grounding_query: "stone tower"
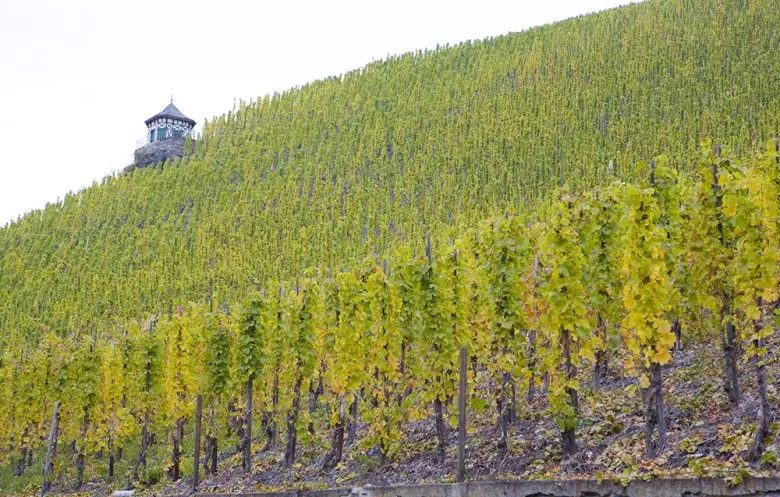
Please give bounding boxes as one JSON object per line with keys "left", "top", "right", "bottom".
{"left": 133, "top": 100, "right": 196, "bottom": 169}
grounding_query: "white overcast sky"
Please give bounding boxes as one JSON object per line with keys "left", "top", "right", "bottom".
{"left": 0, "top": 0, "right": 634, "bottom": 226}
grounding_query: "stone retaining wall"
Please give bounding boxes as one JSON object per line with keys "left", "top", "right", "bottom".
{"left": 133, "top": 137, "right": 187, "bottom": 169}
{"left": 180, "top": 478, "right": 780, "bottom": 497}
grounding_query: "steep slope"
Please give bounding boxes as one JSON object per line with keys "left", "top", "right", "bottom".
{"left": 0, "top": 0, "right": 778, "bottom": 342}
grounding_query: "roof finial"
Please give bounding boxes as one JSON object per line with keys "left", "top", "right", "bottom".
{"left": 170, "top": 93, "right": 173, "bottom": 104}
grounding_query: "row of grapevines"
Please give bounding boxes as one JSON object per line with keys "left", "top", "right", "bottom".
{"left": 0, "top": 142, "right": 777, "bottom": 487}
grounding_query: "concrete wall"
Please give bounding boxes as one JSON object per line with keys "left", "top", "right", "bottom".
{"left": 133, "top": 137, "right": 187, "bottom": 169}
{"left": 185, "top": 478, "right": 780, "bottom": 497}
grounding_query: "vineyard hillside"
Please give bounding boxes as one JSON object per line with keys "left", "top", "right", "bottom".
{"left": 0, "top": 0, "right": 778, "bottom": 342}
{"left": 1, "top": 0, "right": 779, "bottom": 495}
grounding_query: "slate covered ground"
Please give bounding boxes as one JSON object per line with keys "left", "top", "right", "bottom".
{"left": 147, "top": 339, "right": 778, "bottom": 496}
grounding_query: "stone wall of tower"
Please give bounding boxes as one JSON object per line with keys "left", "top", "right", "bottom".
{"left": 132, "top": 137, "right": 187, "bottom": 169}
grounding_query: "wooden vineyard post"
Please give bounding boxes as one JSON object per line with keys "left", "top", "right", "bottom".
{"left": 193, "top": 393, "right": 203, "bottom": 492}
{"left": 243, "top": 378, "right": 253, "bottom": 473}
{"left": 457, "top": 347, "right": 467, "bottom": 482}
{"left": 41, "top": 401, "right": 60, "bottom": 497}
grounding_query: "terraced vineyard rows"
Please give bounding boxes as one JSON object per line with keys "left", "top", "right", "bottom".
{"left": 0, "top": 0, "right": 777, "bottom": 342}
{"left": 0, "top": 0, "right": 778, "bottom": 492}
{"left": 1, "top": 142, "right": 778, "bottom": 489}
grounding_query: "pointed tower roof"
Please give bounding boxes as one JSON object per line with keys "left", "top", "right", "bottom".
{"left": 144, "top": 101, "right": 196, "bottom": 127}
